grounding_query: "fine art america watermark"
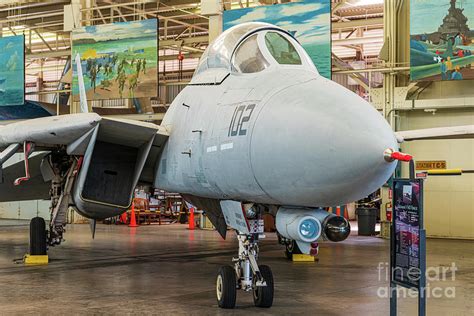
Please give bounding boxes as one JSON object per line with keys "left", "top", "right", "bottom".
{"left": 377, "top": 262, "right": 457, "bottom": 298}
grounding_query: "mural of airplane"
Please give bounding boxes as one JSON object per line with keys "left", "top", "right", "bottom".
{"left": 1, "top": 22, "right": 473, "bottom": 309}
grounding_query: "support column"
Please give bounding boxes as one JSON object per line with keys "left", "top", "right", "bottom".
{"left": 396, "top": 1, "right": 410, "bottom": 88}
{"left": 68, "top": 0, "right": 82, "bottom": 29}
{"left": 37, "top": 60, "right": 44, "bottom": 103}
{"left": 382, "top": 0, "right": 399, "bottom": 129}
{"left": 201, "top": 0, "right": 223, "bottom": 43}
{"left": 81, "top": 0, "right": 93, "bottom": 26}
{"left": 208, "top": 15, "right": 223, "bottom": 43}
{"left": 381, "top": 0, "right": 409, "bottom": 130}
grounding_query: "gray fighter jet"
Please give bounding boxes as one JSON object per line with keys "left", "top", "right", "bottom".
{"left": 1, "top": 22, "right": 473, "bottom": 308}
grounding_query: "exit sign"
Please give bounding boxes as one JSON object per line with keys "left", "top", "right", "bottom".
{"left": 415, "top": 160, "right": 447, "bottom": 170}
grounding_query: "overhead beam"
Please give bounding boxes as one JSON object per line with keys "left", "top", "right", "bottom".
{"left": 333, "top": 35, "right": 383, "bottom": 46}
{"left": 103, "top": 0, "right": 145, "bottom": 20}
{"left": 34, "top": 30, "right": 53, "bottom": 51}
{"left": 345, "top": 29, "right": 356, "bottom": 39}
{"left": 333, "top": 14, "right": 350, "bottom": 22}
{"left": 81, "top": 1, "right": 160, "bottom": 12}
{"left": 96, "top": 9, "right": 108, "bottom": 24}
{"left": 0, "top": 10, "right": 64, "bottom": 24}
{"left": 348, "top": 74, "right": 369, "bottom": 90}
{"left": 160, "top": 16, "right": 207, "bottom": 32}
{"left": 159, "top": 2, "right": 208, "bottom": 20}
{"left": 160, "top": 52, "right": 202, "bottom": 61}
{"left": 159, "top": 35, "right": 208, "bottom": 47}
{"left": 7, "top": 26, "right": 17, "bottom": 36}
{"left": 332, "top": 18, "right": 383, "bottom": 31}
{"left": 27, "top": 50, "right": 71, "bottom": 59}
{"left": 181, "top": 45, "right": 205, "bottom": 53}
{"left": 113, "top": 8, "right": 128, "bottom": 22}
{"left": 332, "top": 66, "right": 410, "bottom": 74}
{"left": 332, "top": 1, "right": 346, "bottom": 13}
{"left": 81, "top": 1, "right": 204, "bottom": 18}
{"left": 100, "top": 0, "right": 208, "bottom": 32}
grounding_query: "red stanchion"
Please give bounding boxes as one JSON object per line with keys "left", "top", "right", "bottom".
{"left": 120, "top": 212, "right": 128, "bottom": 224}
{"left": 188, "top": 207, "right": 195, "bottom": 230}
{"left": 128, "top": 199, "right": 139, "bottom": 228}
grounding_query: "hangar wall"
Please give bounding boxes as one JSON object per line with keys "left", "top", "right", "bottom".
{"left": 400, "top": 109, "right": 474, "bottom": 239}
{"left": 385, "top": 0, "right": 474, "bottom": 240}
{"left": 0, "top": 154, "right": 50, "bottom": 219}
{"left": 0, "top": 201, "right": 49, "bottom": 220}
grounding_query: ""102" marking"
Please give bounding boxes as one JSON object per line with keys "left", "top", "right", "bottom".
{"left": 228, "top": 104, "right": 256, "bottom": 137}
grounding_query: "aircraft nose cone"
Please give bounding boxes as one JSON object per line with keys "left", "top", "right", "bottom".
{"left": 250, "top": 78, "right": 398, "bottom": 206}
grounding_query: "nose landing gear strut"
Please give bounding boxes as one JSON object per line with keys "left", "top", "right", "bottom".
{"left": 216, "top": 225, "right": 274, "bottom": 309}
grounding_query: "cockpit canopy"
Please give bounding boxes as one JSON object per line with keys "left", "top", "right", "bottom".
{"left": 191, "top": 22, "right": 316, "bottom": 84}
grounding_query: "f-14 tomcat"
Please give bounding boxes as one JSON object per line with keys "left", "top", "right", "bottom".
{"left": 1, "top": 22, "right": 473, "bottom": 309}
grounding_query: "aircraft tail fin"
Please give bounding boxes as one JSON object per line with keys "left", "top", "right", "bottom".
{"left": 74, "top": 53, "right": 89, "bottom": 114}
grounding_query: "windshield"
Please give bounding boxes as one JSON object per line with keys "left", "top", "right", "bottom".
{"left": 194, "top": 22, "right": 272, "bottom": 75}
{"left": 232, "top": 34, "right": 270, "bottom": 73}
{"left": 265, "top": 32, "right": 302, "bottom": 65}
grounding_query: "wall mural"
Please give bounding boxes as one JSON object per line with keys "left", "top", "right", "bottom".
{"left": 223, "top": 0, "right": 331, "bottom": 79}
{"left": 0, "top": 35, "right": 25, "bottom": 106}
{"left": 410, "top": 0, "right": 474, "bottom": 81}
{"left": 72, "top": 19, "right": 158, "bottom": 101}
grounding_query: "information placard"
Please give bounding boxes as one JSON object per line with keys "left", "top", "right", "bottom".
{"left": 392, "top": 178, "right": 424, "bottom": 288}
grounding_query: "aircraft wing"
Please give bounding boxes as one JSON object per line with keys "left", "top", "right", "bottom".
{"left": 0, "top": 113, "right": 169, "bottom": 202}
{"left": 396, "top": 125, "right": 474, "bottom": 142}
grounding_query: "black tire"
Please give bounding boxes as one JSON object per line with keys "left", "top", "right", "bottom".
{"left": 253, "top": 265, "right": 274, "bottom": 308}
{"left": 30, "top": 217, "right": 47, "bottom": 255}
{"left": 285, "top": 240, "right": 302, "bottom": 260}
{"left": 216, "top": 265, "right": 237, "bottom": 309}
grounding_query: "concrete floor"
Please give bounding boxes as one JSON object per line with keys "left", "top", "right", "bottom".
{"left": 0, "top": 220, "right": 472, "bottom": 315}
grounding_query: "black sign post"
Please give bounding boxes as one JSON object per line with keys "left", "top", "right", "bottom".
{"left": 390, "top": 177, "right": 426, "bottom": 316}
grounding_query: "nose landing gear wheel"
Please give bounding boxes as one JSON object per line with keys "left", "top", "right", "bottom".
{"left": 253, "top": 265, "right": 274, "bottom": 308}
{"left": 216, "top": 265, "right": 237, "bottom": 309}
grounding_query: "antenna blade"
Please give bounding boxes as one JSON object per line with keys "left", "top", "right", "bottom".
{"left": 75, "top": 53, "right": 89, "bottom": 113}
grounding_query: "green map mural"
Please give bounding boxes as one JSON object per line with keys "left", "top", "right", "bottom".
{"left": 72, "top": 19, "right": 158, "bottom": 100}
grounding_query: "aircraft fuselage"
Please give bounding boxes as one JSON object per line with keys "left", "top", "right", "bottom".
{"left": 155, "top": 68, "right": 398, "bottom": 207}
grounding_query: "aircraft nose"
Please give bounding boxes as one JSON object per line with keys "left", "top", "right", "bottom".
{"left": 250, "top": 78, "right": 398, "bottom": 206}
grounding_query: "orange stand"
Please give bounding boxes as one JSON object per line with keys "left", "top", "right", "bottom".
{"left": 343, "top": 206, "right": 349, "bottom": 220}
